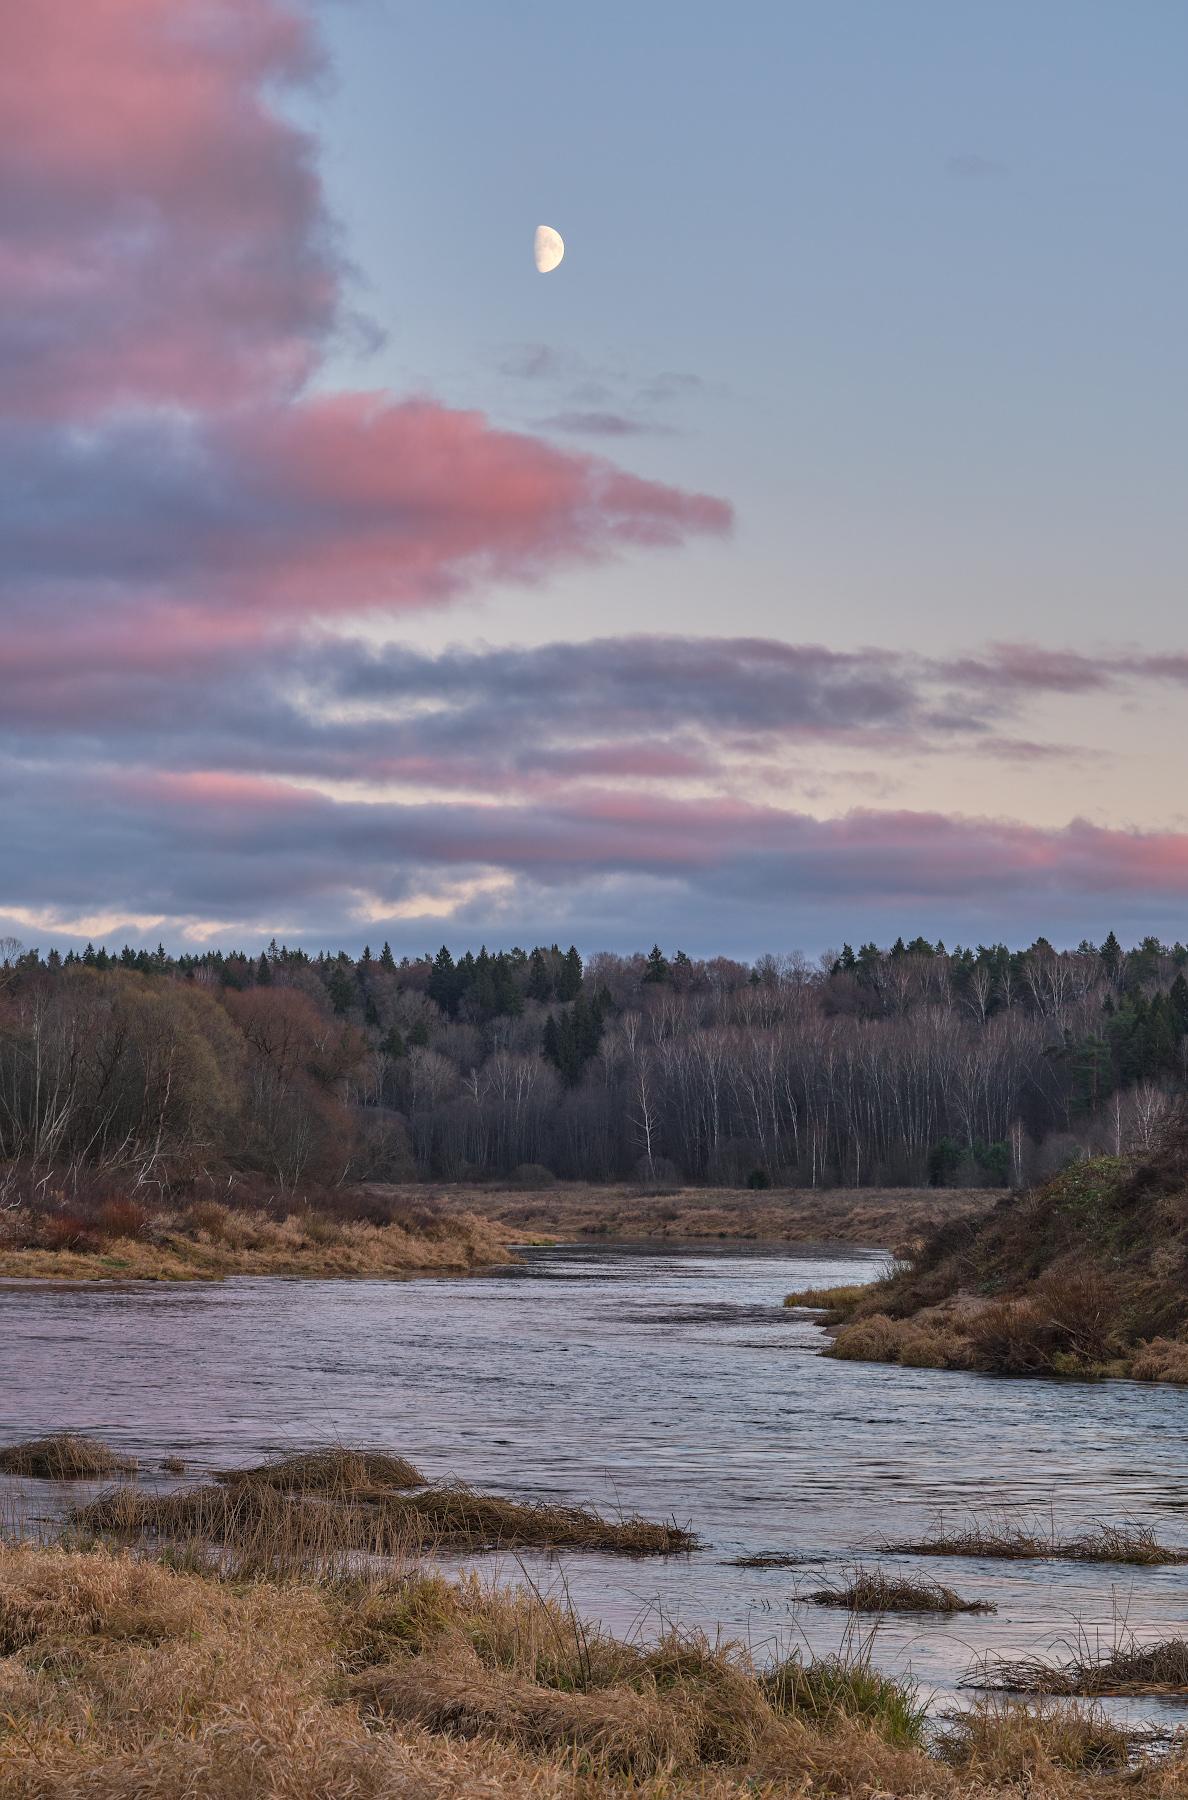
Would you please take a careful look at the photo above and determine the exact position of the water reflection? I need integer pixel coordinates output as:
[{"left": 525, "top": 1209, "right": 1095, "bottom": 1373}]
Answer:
[{"left": 2, "top": 1242, "right": 1186, "bottom": 1724}]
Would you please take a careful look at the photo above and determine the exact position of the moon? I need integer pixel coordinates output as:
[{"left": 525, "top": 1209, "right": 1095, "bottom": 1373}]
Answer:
[{"left": 534, "top": 224, "right": 564, "bottom": 274}]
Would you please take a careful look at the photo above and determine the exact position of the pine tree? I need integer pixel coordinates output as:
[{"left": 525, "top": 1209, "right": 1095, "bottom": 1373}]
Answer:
[
  {"left": 428, "top": 945, "right": 457, "bottom": 1015},
  {"left": 642, "top": 945, "right": 670, "bottom": 985},
  {"left": 558, "top": 945, "right": 583, "bottom": 1001},
  {"left": 379, "top": 942, "right": 396, "bottom": 971}
]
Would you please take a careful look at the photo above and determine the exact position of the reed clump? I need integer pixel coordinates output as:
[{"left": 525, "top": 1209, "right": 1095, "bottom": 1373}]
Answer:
[
  {"left": 883, "top": 1514, "right": 1188, "bottom": 1566},
  {"left": 216, "top": 1446, "right": 425, "bottom": 1492},
  {"left": 969, "top": 1636, "right": 1188, "bottom": 1698},
  {"left": 73, "top": 1470, "right": 698, "bottom": 1562},
  {"left": 765, "top": 1640, "right": 930, "bottom": 1749},
  {"left": 0, "top": 1433, "right": 137, "bottom": 1479},
  {"left": 807, "top": 1566, "right": 995, "bottom": 1614},
  {"left": 782, "top": 1282, "right": 868, "bottom": 1312},
  {"left": 939, "top": 1698, "right": 1135, "bottom": 1776}
]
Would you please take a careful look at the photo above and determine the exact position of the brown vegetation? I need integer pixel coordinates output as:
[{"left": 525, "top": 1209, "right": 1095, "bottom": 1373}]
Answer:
[
  {"left": 446, "top": 1181, "right": 990, "bottom": 1246},
  {"left": 216, "top": 1447, "right": 425, "bottom": 1492},
  {"left": 0, "top": 1539, "right": 1186, "bottom": 1797},
  {"left": 822, "top": 1116, "right": 1188, "bottom": 1381},
  {"left": 73, "top": 1466, "right": 698, "bottom": 1562},
  {"left": 0, "top": 1434, "right": 137, "bottom": 1480},
  {"left": 968, "top": 1636, "right": 1188, "bottom": 1698},
  {"left": 806, "top": 1567, "right": 996, "bottom": 1614},
  {"left": 882, "top": 1516, "right": 1188, "bottom": 1566},
  {"left": 0, "top": 1190, "right": 510, "bottom": 1281},
  {"left": 939, "top": 1699, "right": 1135, "bottom": 1775}
]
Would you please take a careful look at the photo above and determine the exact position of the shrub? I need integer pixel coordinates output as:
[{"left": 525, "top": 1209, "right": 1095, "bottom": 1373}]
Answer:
[
  {"left": 1130, "top": 1336, "right": 1188, "bottom": 1384},
  {"left": 509, "top": 1163, "right": 556, "bottom": 1190},
  {"left": 41, "top": 1211, "right": 100, "bottom": 1253},
  {"left": 94, "top": 1197, "right": 150, "bottom": 1241}
]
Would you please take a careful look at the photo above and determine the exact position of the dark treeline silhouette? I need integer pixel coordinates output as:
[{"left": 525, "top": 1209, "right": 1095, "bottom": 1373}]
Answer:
[{"left": 1, "top": 930, "right": 1187, "bottom": 1193}]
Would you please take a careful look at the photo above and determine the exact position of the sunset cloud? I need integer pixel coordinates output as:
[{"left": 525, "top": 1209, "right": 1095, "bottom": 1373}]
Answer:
[
  {"left": 3, "top": 0, "right": 1186, "bottom": 957},
  {"left": 0, "top": 0, "right": 729, "bottom": 650}
]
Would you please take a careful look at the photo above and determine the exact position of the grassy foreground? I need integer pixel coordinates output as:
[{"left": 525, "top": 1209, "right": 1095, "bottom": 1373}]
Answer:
[
  {"left": 1, "top": 1541, "right": 1186, "bottom": 1798},
  {"left": 794, "top": 1117, "right": 1188, "bottom": 1382}
]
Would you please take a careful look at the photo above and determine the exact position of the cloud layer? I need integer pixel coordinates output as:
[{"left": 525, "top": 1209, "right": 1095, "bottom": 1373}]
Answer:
[{"left": 3, "top": 1, "right": 1186, "bottom": 954}]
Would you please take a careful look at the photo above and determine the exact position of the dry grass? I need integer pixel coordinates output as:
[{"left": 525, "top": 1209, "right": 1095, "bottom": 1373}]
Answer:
[
  {"left": 882, "top": 1513, "right": 1188, "bottom": 1566},
  {"left": 939, "top": 1698, "right": 1135, "bottom": 1775},
  {"left": 1132, "top": 1336, "right": 1188, "bottom": 1384},
  {"left": 216, "top": 1446, "right": 425, "bottom": 1493},
  {"left": 435, "top": 1180, "right": 993, "bottom": 1247},
  {"left": 0, "top": 1541, "right": 1186, "bottom": 1797},
  {"left": 0, "top": 1204, "right": 510, "bottom": 1282},
  {"left": 968, "top": 1635, "right": 1188, "bottom": 1698},
  {"left": 782, "top": 1283, "right": 868, "bottom": 1311},
  {"left": 72, "top": 1473, "right": 699, "bottom": 1563},
  {"left": 727, "top": 1552, "right": 816, "bottom": 1569},
  {"left": 806, "top": 1566, "right": 996, "bottom": 1614},
  {"left": 828, "top": 1309, "right": 975, "bottom": 1370},
  {"left": 0, "top": 1433, "right": 137, "bottom": 1479},
  {"left": 825, "top": 1132, "right": 1188, "bottom": 1384}
]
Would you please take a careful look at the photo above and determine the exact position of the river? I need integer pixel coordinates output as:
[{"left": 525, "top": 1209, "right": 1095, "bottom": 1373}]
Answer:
[{"left": 2, "top": 1241, "right": 1186, "bottom": 1728}]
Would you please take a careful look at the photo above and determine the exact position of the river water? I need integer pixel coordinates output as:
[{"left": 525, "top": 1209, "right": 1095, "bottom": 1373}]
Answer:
[{"left": 2, "top": 1241, "right": 1186, "bottom": 1727}]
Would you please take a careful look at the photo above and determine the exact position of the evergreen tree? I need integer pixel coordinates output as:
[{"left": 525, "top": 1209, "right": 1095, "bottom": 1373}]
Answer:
[
  {"left": 557, "top": 945, "right": 583, "bottom": 1001},
  {"left": 428, "top": 945, "right": 458, "bottom": 1015},
  {"left": 642, "top": 944, "right": 671, "bottom": 985}
]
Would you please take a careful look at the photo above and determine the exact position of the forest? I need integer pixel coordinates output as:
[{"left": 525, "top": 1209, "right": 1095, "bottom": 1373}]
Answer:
[{"left": 1, "top": 929, "right": 1187, "bottom": 1196}]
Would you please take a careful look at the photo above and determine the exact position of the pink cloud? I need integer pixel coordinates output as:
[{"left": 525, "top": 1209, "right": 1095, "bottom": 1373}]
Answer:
[
  {"left": 2, "top": 0, "right": 331, "bottom": 418},
  {"left": 0, "top": 0, "right": 729, "bottom": 643}
]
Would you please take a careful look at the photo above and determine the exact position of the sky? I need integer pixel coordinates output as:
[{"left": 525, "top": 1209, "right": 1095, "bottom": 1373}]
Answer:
[{"left": 3, "top": 0, "right": 1188, "bottom": 960}]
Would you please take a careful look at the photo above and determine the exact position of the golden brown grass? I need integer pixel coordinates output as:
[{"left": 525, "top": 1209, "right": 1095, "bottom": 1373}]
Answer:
[
  {"left": 73, "top": 1474, "right": 699, "bottom": 1562},
  {"left": 939, "top": 1698, "right": 1135, "bottom": 1775},
  {"left": 968, "top": 1635, "right": 1188, "bottom": 1697},
  {"left": 0, "top": 1205, "right": 510, "bottom": 1282},
  {"left": 435, "top": 1180, "right": 993, "bottom": 1247},
  {"left": 806, "top": 1566, "right": 995, "bottom": 1614},
  {"left": 0, "top": 1542, "right": 1186, "bottom": 1797},
  {"left": 882, "top": 1514, "right": 1188, "bottom": 1566},
  {"left": 216, "top": 1446, "right": 425, "bottom": 1492},
  {"left": 0, "top": 1433, "right": 137, "bottom": 1479},
  {"left": 782, "top": 1283, "right": 868, "bottom": 1311},
  {"left": 1131, "top": 1336, "right": 1188, "bottom": 1384}
]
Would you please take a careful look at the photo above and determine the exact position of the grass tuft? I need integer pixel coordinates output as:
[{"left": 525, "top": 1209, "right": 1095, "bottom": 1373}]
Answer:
[
  {"left": 807, "top": 1565, "right": 995, "bottom": 1614},
  {"left": 766, "top": 1639, "right": 929, "bottom": 1749},
  {"left": 0, "top": 1433, "right": 137, "bottom": 1479},
  {"left": 216, "top": 1447, "right": 424, "bottom": 1493},
  {"left": 883, "top": 1512, "right": 1188, "bottom": 1566},
  {"left": 968, "top": 1635, "right": 1188, "bottom": 1697},
  {"left": 939, "top": 1697, "right": 1135, "bottom": 1775},
  {"left": 72, "top": 1467, "right": 699, "bottom": 1563}
]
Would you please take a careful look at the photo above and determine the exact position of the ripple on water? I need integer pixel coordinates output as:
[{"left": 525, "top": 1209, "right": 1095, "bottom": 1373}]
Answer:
[{"left": 1, "top": 1240, "right": 1186, "bottom": 1727}]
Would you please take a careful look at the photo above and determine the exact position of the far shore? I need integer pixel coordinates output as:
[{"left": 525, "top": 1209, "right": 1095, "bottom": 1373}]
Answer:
[
  {"left": 431, "top": 1180, "right": 996, "bottom": 1251},
  {"left": 0, "top": 1184, "right": 995, "bottom": 1284}
]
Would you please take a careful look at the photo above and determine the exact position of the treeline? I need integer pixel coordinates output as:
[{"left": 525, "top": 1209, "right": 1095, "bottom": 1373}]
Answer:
[{"left": 1, "top": 930, "right": 1187, "bottom": 1193}]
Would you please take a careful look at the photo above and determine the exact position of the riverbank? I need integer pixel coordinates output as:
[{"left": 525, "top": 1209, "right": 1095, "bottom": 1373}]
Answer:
[
  {"left": 804, "top": 1126, "right": 1188, "bottom": 1385},
  {"left": 0, "top": 1203, "right": 510, "bottom": 1283},
  {"left": 435, "top": 1181, "right": 995, "bottom": 1248},
  {"left": 0, "top": 1535, "right": 1182, "bottom": 1797}
]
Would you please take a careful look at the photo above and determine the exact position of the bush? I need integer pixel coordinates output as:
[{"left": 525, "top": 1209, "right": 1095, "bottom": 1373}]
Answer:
[
  {"left": 94, "top": 1198, "right": 150, "bottom": 1241},
  {"left": 1131, "top": 1336, "right": 1188, "bottom": 1383},
  {"left": 509, "top": 1163, "right": 556, "bottom": 1190},
  {"left": 745, "top": 1168, "right": 771, "bottom": 1190}
]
